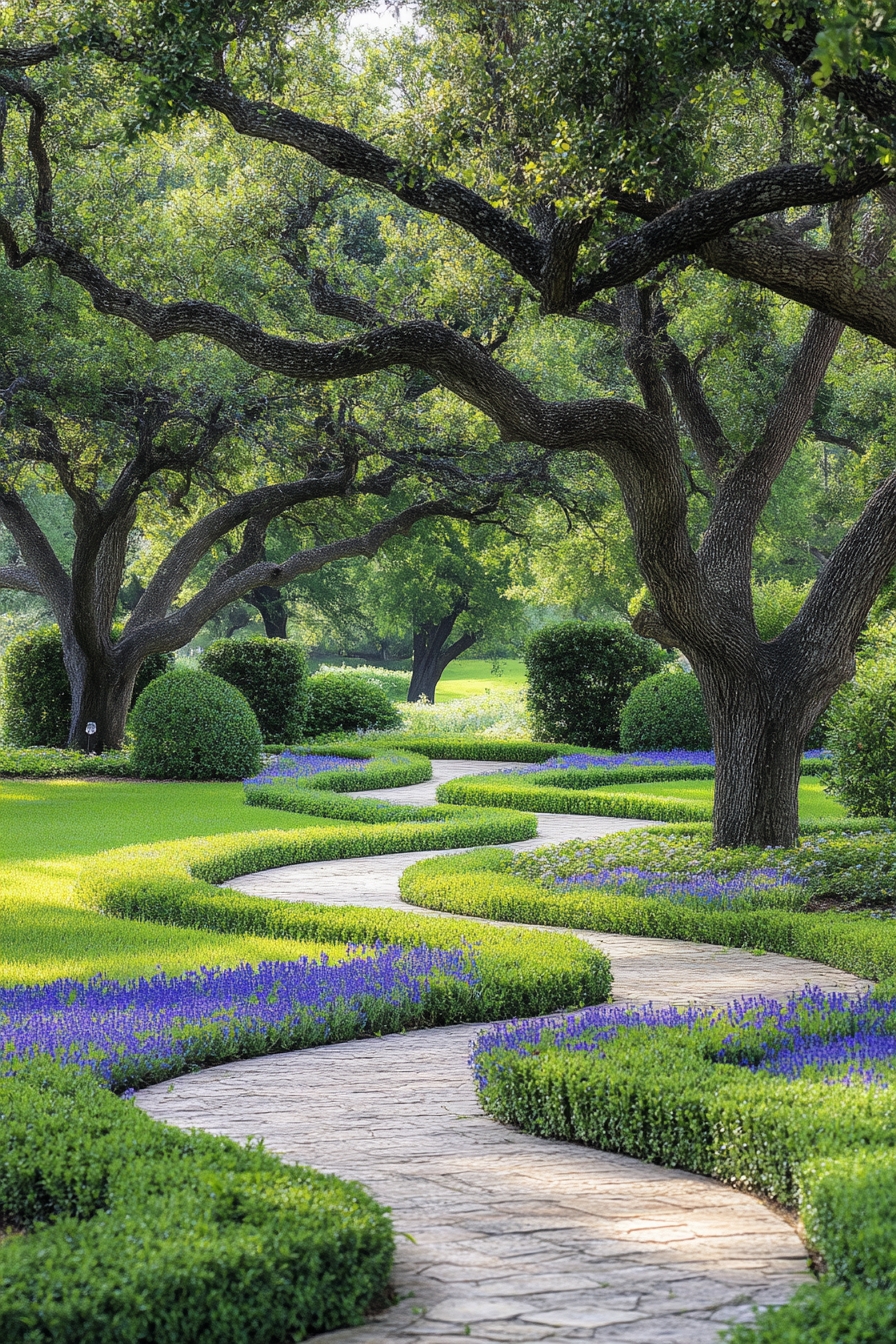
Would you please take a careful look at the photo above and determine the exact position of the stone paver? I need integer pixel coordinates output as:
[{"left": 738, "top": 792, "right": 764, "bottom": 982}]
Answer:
[
  {"left": 138, "top": 1027, "right": 808, "bottom": 1343},
  {"left": 139, "top": 758, "right": 867, "bottom": 1340}
]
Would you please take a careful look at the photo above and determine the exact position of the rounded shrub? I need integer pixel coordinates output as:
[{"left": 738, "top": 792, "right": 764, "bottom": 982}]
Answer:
[
  {"left": 525, "top": 621, "right": 665, "bottom": 747},
  {"left": 305, "top": 672, "right": 402, "bottom": 737},
  {"left": 826, "top": 663, "right": 896, "bottom": 816},
  {"left": 1, "top": 626, "right": 171, "bottom": 748},
  {"left": 200, "top": 637, "right": 309, "bottom": 743},
  {"left": 130, "top": 668, "right": 262, "bottom": 780},
  {"left": 619, "top": 671, "right": 712, "bottom": 751}
]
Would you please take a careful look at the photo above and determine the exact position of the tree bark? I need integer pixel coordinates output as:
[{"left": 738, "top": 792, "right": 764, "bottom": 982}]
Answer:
[
  {"left": 407, "top": 609, "right": 477, "bottom": 702},
  {"left": 693, "top": 647, "right": 835, "bottom": 849}
]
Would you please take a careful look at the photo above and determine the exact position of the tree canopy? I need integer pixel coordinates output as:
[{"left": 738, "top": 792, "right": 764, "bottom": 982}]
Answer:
[{"left": 3, "top": 1, "right": 896, "bottom": 841}]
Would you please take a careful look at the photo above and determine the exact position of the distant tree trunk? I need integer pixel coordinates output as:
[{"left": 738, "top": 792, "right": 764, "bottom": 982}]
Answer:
[
  {"left": 407, "top": 606, "right": 477, "bottom": 702},
  {"left": 247, "top": 584, "right": 289, "bottom": 638}
]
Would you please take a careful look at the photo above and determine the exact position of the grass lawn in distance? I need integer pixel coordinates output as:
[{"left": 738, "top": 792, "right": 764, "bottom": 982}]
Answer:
[
  {"left": 0, "top": 779, "right": 357, "bottom": 986},
  {"left": 595, "top": 776, "right": 845, "bottom": 823},
  {"left": 435, "top": 658, "right": 527, "bottom": 701}
]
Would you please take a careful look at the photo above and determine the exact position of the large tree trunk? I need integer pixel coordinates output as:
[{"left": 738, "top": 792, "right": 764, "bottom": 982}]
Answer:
[
  {"left": 693, "top": 646, "right": 842, "bottom": 849},
  {"left": 67, "top": 653, "right": 138, "bottom": 753},
  {"left": 407, "top": 609, "right": 477, "bottom": 702}
]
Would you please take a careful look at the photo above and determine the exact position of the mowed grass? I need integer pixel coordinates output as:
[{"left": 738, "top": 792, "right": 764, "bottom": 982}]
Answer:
[
  {"left": 435, "top": 658, "right": 528, "bottom": 701},
  {"left": 0, "top": 779, "right": 358, "bottom": 986},
  {"left": 595, "top": 776, "right": 846, "bottom": 822}
]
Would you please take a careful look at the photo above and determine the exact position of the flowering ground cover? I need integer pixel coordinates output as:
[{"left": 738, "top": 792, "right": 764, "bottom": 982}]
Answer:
[
  {"left": 510, "top": 820, "right": 896, "bottom": 911},
  {"left": 470, "top": 985, "right": 896, "bottom": 1344},
  {"left": 2, "top": 943, "right": 478, "bottom": 1091},
  {"left": 471, "top": 984, "right": 896, "bottom": 1090}
]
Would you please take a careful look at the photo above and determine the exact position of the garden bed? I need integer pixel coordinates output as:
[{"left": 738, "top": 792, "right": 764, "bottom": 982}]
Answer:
[{"left": 470, "top": 983, "right": 896, "bottom": 1342}]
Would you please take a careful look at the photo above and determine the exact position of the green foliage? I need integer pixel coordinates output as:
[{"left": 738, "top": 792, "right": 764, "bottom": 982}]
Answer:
[
  {"left": 200, "top": 637, "right": 309, "bottom": 742},
  {"left": 0, "top": 746, "right": 134, "bottom": 777},
  {"left": 0, "top": 1058, "right": 393, "bottom": 1343},
  {"left": 400, "top": 845, "right": 896, "bottom": 981},
  {"left": 471, "top": 969, "right": 896, "bottom": 1343},
  {"left": 327, "top": 735, "right": 585, "bottom": 761},
  {"left": 314, "top": 664, "right": 412, "bottom": 701},
  {"left": 246, "top": 748, "right": 432, "bottom": 803},
  {"left": 78, "top": 841, "right": 610, "bottom": 1024},
  {"left": 436, "top": 760, "right": 833, "bottom": 820},
  {"left": 130, "top": 669, "right": 262, "bottom": 780},
  {"left": 1, "top": 626, "right": 171, "bottom": 748},
  {"left": 305, "top": 672, "right": 401, "bottom": 737},
  {"left": 619, "top": 671, "right": 712, "bottom": 751},
  {"left": 525, "top": 622, "right": 665, "bottom": 747},
  {"left": 826, "top": 661, "right": 896, "bottom": 815},
  {"left": 753, "top": 578, "right": 812, "bottom": 641}
]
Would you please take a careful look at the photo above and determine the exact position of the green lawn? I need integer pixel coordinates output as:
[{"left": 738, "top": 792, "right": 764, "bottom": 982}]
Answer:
[
  {"left": 595, "top": 776, "right": 845, "bottom": 822},
  {"left": 436, "top": 658, "right": 527, "bottom": 701},
  {"left": 0, "top": 780, "right": 354, "bottom": 986}
]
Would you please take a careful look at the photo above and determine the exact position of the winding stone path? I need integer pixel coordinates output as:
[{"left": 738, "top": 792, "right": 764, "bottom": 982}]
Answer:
[{"left": 137, "top": 759, "right": 869, "bottom": 1341}]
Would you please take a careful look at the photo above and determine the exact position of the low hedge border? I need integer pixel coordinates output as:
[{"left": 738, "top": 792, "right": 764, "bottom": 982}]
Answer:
[
  {"left": 321, "top": 736, "right": 586, "bottom": 761},
  {"left": 0, "top": 1057, "right": 393, "bottom": 1344},
  {"left": 398, "top": 848, "right": 896, "bottom": 981},
  {"left": 471, "top": 1003, "right": 896, "bottom": 1343},
  {"left": 248, "top": 747, "right": 432, "bottom": 797},
  {"left": 436, "top": 759, "right": 830, "bottom": 822},
  {"left": 0, "top": 746, "right": 134, "bottom": 778},
  {"left": 76, "top": 840, "right": 611, "bottom": 1026},
  {"left": 436, "top": 773, "right": 712, "bottom": 821}
]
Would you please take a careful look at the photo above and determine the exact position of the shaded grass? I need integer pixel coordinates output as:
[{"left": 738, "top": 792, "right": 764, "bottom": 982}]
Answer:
[
  {"left": 0, "top": 780, "right": 353, "bottom": 986},
  {"left": 594, "top": 776, "right": 845, "bottom": 822}
]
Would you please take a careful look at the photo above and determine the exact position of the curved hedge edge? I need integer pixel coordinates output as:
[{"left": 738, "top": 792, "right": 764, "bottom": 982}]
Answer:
[
  {"left": 471, "top": 1013, "right": 896, "bottom": 1344},
  {"left": 248, "top": 748, "right": 432, "bottom": 798},
  {"left": 76, "top": 847, "right": 611, "bottom": 1033},
  {"left": 435, "top": 776, "right": 712, "bottom": 822},
  {"left": 0, "top": 1058, "right": 393, "bottom": 1344},
  {"left": 316, "top": 736, "right": 588, "bottom": 762},
  {"left": 398, "top": 849, "right": 896, "bottom": 981}
]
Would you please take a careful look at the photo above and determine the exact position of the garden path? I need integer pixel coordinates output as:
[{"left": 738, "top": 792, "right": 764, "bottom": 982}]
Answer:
[{"left": 137, "top": 759, "right": 868, "bottom": 1343}]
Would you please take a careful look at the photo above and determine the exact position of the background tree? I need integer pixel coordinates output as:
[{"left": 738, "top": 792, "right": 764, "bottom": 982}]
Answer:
[
  {"left": 0, "top": 274, "right": 519, "bottom": 749},
  {"left": 4, "top": 2, "right": 896, "bottom": 844}
]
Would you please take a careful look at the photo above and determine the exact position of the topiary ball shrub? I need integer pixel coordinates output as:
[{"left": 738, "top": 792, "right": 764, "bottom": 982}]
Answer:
[
  {"left": 619, "top": 671, "right": 712, "bottom": 751},
  {"left": 525, "top": 621, "right": 665, "bottom": 747},
  {"left": 200, "top": 637, "right": 309, "bottom": 743},
  {"left": 130, "top": 669, "right": 262, "bottom": 780},
  {"left": 305, "top": 672, "right": 402, "bottom": 737},
  {"left": 825, "top": 663, "right": 896, "bottom": 816},
  {"left": 1, "top": 626, "right": 171, "bottom": 748}
]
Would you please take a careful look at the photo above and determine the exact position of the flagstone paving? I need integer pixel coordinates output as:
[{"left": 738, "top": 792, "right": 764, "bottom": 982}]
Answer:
[{"left": 137, "top": 759, "right": 866, "bottom": 1341}]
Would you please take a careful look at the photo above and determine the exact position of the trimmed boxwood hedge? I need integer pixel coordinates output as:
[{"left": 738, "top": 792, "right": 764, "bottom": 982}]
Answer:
[
  {"left": 246, "top": 747, "right": 432, "bottom": 803},
  {"left": 0, "top": 1057, "right": 393, "bottom": 1344},
  {"left": 399, "top": 847, "right": 896, "bottom": 981},
  {"left": 436, "top": 758, "right": 831, "bottom": 822},
  {"left": 472, "top": 993, "right": 896, "bottom": 1344},
  {"left": 131, "top": 669, "right": 262, "bottom": 780},
  {"left": 200, "top": 637, "right": 310, "bottom": 742},
  {"left": 76, "top": 838, "right": 610, "bottom": 1025},
  {"left": 329, "top": 736, "right": 587, "bottom": 761}
]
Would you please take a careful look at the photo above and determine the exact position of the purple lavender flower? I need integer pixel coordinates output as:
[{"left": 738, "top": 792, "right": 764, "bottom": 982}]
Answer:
[
  {"left": 471, "top": 984, "right": 896, "bottom": 1091},
  {"left": 245, "top": 751, "right": 371, "bottom": 786},
  {"left": 2, "top": 945, "right": 478, "bottom": 1092},
  {"left": 504, "top": 748, "right": 830, "bottom": 774},
  {"left": 553, "top": 865, "right": 807, "bottom": 908}
]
